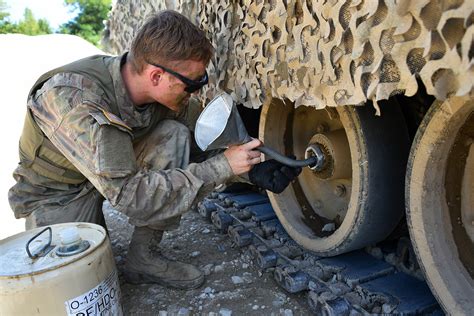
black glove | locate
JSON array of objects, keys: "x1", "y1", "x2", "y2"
[{"x1": 248, "y1": 158, "x2": 302, "y2": 193}]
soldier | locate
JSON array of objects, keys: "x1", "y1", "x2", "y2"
[{"x1": 8, "y1": 10, "x2": 301, "y2": 289}]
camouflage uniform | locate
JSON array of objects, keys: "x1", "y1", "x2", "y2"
[{"x1": 8, "y1": 54, "x2": 233, "y2": 230}]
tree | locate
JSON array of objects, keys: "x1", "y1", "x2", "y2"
[
  {"x1": 59, "y1": 0, "x2": 111, "y2": 47},
  {"x1": 0, "y1": 0, "x2": 16, "y2": 34},
  {"x1": 0, "y1": 0, "x2": 8, "y2": 21},
  {"x1": 0, "y1": 4, "x2": 52, "y2": 35},
  {"x1": 16, "y1": 8, "x2": 52, "y2": 35}
]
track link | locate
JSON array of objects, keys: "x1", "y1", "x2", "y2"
[{"x1": 197, "y1": 190, "x2": 444, "y2": 315}]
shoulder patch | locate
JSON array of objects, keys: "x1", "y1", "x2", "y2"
[
  {"x1": 90, "y1": 110, "x2": 132, "y2": 132},
  {"x1": 101, "y1": 110, "x2": 132, "y2": 131}
]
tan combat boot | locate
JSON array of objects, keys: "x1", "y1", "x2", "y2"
[{"x1": 123, "y1": 226, "x2": 204, "y2": 289}]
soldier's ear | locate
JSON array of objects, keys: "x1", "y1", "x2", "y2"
[{"x1": 149, "y1": 68, "x2": 163, "y2": 86}]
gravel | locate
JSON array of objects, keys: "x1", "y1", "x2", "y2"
[{"x1": 103, "y1": 202, "x2": 311, "y2": 315}]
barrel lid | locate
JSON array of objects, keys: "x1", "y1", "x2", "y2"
[{"x1": 0, "y1": 222, "x2": 106, "y2": 277}]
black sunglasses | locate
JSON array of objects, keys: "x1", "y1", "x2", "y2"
[{"x1": 147, "y1": 61, "x2": 208, "y2": 93}]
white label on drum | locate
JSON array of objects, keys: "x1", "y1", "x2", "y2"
[{"x1": 65, "y1": 269, "x2": 122, "y2": 316}]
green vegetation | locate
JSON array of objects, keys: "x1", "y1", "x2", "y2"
[
  {"x1": 16, "y1": 8, "x2": 52, "y2": 35},
  {"x1": 0, "y1": 0, "x2": 8, "y2": 22},
  {"x1": 58, "y1": 0, "x2": 111, "y2": 47},
  {"x1": 0, "y1": 0, "x2": 111, "y2": 47},
  {"x1": 0, "y1": 1, "x2": 52, "y2": 35}
]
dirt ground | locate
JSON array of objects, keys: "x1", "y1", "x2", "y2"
[{"x1": 103, "y1": 202, "x2": 312, "y2": 315}]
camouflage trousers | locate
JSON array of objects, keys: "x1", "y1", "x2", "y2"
[{"x1": 24, "y1": 119, "x2": 191, "y2": 231}]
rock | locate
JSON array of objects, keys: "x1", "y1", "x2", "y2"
[
  {"x1": 322, "y1": 223, "x2": 335, "y2": 232},
  {"x1": 204, "y1": 287, "x2": 215, "y2": 294},
  {"x1": 191, "y1": 251, "x2": 201, "y2": 257},
  {"x1": 272, "y1": 293, "x2": 287, "y2": 308},
  {"x1": 385, "y1": 253, "x2": 398, "y2": 265},
  {"x1": 202, "y1": 228, "x2": 211, "y2": 234},
  {"x1": 177, "y1": 307, "x2": 190, "y2": 316},
  {"x1": 148, "y1": 286, "x2": 161, "y2": 295},
  {"x1": 328, "y1": 282, "x2": 350, "y2": 295},
  {"x1": 368, "y1": 246, "x2": 384, "y2": 260},
  {"x1": 319, "y1": 291, "x2": 336, "y2": 301},
  {"x1": 242, "y1": 272, "x2": 253, "y2": 283},
  {"x1": 219, "y1": 308, "x2": 232, "y2": 316},
  {"x1": 231, "y1": 276, "x2": 244, "y2": 284},
  {"x1": 282, "y1": 309, "x2": 293, "y2": 316},
  {"x1": 158, "y1": 311, "x2": 167, "y2": 316},
  {"x1": 252, "y1": 305, "x2": 259, "y2": 310},
  {"x1": 214, "y1": 265, "x2": 224, "y2": 273},
  {"x1": 203, "y1": 264, "x2": 214, "y2": 275},
  {"x1": 272, "y1": 300, "x2": 284, "y2": 308},
  {"x1": 372, "y1": 306, "x2": 382, "y2": 314},
  {"x1": 382, "y1": 303, "x2": 395, "y2": 313}
]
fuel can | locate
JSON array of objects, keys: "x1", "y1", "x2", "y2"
[{"x1": 0, "y1": 222, "x2": 122, "y2": 315}]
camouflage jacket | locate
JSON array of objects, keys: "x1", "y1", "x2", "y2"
[{"x1": 9, "y1": 54, "x2": 233, "y2": 225}]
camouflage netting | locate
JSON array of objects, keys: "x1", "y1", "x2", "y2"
[{"x1": 103, "y1": 0, "x2": 474, "y2": 111}]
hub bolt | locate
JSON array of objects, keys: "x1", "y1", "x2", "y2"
[
  {"x1": 313, "y1": 200, "x2": 323, "y2": 208},
  {"x1": 334, "y1": 185, "x2": 346, "y2": 197},
  {"x1": 316, "y1": 123, "x2": 329, "y2": 133}
]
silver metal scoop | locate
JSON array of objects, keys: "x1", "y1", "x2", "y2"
[{"x1": 195, "y1": 93, "x2": 323, "y2": 168}]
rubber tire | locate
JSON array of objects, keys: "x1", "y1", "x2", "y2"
[
  {"x1": 406, "y1": 95, "x2": 474, "y2": 314},
  {"x1": 260, "y1": 98, "x2": 410, "y2": 256}
]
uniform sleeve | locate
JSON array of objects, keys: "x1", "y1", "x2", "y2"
[{"x1": 30, "y1": 78, "x2": 234, "y2": 226}]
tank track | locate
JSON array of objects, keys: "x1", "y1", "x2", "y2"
[{"x1": 197, "y1": 188, "x2": 443, "y2": 315}]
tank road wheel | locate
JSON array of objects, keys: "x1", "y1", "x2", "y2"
[
  {"x1": 259, "y1": 99, "x2": 410, "y2": 256},
  {"x1": 406, "y1": 96, "x2": 474, "y2": 314}
]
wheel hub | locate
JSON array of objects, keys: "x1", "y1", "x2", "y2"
[
  {"x1": 304, "y1": 144, "x2": 326, "y2": 171},
  {"x1": 305, "y1": 130, "x2": 351, "y2": 180}
]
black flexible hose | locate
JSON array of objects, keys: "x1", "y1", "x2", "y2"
[{"x1": 258, "y1": 145, "x2": 318, "y2": 168}]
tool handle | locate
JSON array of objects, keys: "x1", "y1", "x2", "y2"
[{"x1": 258, "y1": 145, "x2": 317, "y2": 168}]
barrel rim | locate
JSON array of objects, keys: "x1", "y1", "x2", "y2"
[{"x1": 0, "y1": 222, "x2": 107, "y2": 277}]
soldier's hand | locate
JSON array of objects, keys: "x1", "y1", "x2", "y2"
[
  {"x1": 224, "y1": 138, "x2": 262, "y2": 175},
  {"x1": 248, "y1": 158, "x2": 302, "y2": 193}
]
